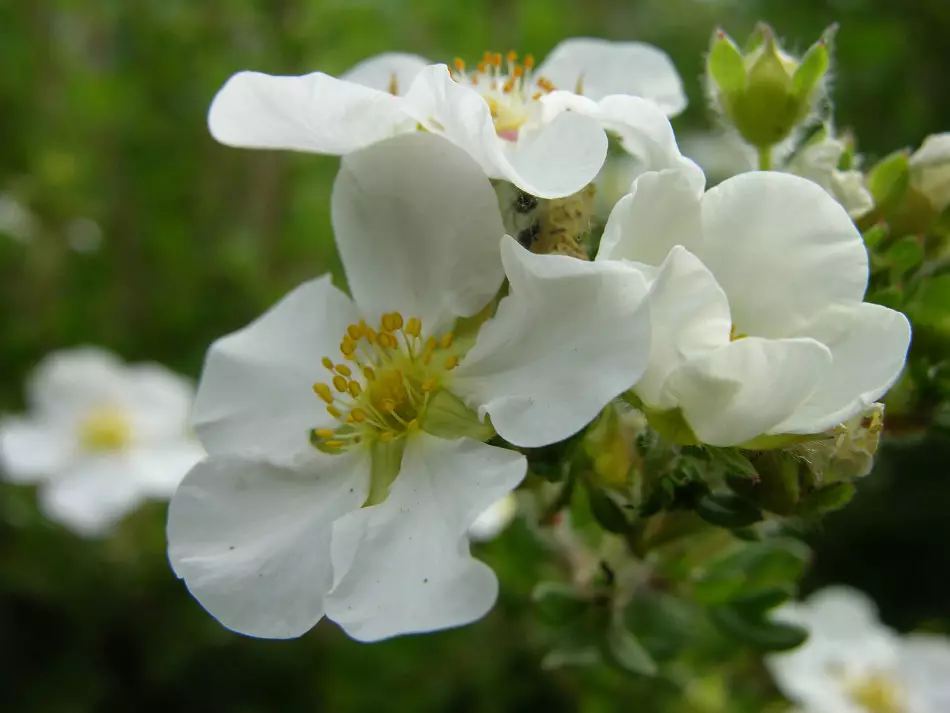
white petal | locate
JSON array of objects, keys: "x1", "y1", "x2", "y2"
[
  {"x1": 910, "y1": 133, "x2": 950, "y2": 212},
  {"x1": 468, "y1": 493, "x2": 518, "y2": 542},
  {"x1": 123, "y1": 363, "x2": 195, "y2": 443},
  {"x1": 900, "y1": 634, "x2": 950, "y2": 710},
  {"x1": 632, "y1": 247, "x2": 732, "y2": 408},
  {"x1": 193, "y1": 275, "x2": 360, "y2": 457},
  {"x1": 597, "y1": 169, "x2": 704, "y2": 265},
  {"x1": 0, "y1": 418, "x2": 74, "y2": 483},
  {"x1": 772, "y1": 302, "x2": 911, "y2": 434},
  {"x1": 38, "y1": 456, "x2": 146, "y2": 537},
  {"x1": 339, "y1": 53, "x2": 430, "y2": 95},
  {"x1": 910, "y1": 132, "x2": 950, "y2": 167},
  {"x1": 127, "y1": 443, "x2": 205, "y2": 498},
  {"x1": 664, "y1": 336, "x2": 832, "y2": 446},
  {"x1": 167, "y1": 449, "x2": 369, "y2": 639},
  {"x1": 403, "y1": 65, "x2": 606, "y2": 198},
  {"x1": 452, "y1": 237, "x2": 651, "y2": 448},
  {"x1": 324, "y1": 434, "x2": 525, "y2": 641},
  {"x1": 700, "y1": 172, "x2": 869, "y2": 339},
  {"x1": 331, "y1": 132, "x2": 506, "y2": 333},
  {"x1": 27, "y1": 347, "x2": 127, "y2": 420},
  {"x1": 678, "y1": 130, "x2": 755, "y2": 181},
  {"x1": 208, "y1": 71, "x2": 414, "y2": 155},
  {"x1": 537, "y1": 37, "x2": 687, "y2": 115}
]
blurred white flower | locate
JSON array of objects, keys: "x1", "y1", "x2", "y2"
[
  {"x1": 66, "y1": 217, "x2": 103, "y2": 253},
  {"x1": 767, "y1": 587, "x2": 950, "y2": 713},
  {"x1": 207, "y1": 38, "x2": 690, "y2": 199},
  {"x1": 468, "y1": 493, "x2": 518, "y2": 542},
  {"x1": 167, "y1": 133, "x2": 653, "y2": 642},
  {"x1": 909, "y1": 133, "x2": 950, "y2": 213},
  {"x1": 597, "y1": 169, "x2": 910, "y2": 446},
  {"x1": 0, "y1": 192, "x2": 38, "y2": 243},
  {"x1": 0, "y1": 348, "x2": 202, "y2": 537}
]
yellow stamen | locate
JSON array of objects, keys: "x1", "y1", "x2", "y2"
[
  {"x1": 524, "y1": 54, "x2": 534, "y2": 68},
  {"x1": 454, "y1": 57, "x2": 466, "y2": 73},
  {"x1": 405, "y1": 317, "x2": 422, "y2": 337},
  {"x1": 324, "y1": 440, "x2": 346, "y2": 448},
  {"x1": 340, "y1": 338, "x2": 356, "y2": 357},
  {"x1": 421, "y1": 378, "x2": 438, "y2": 392},
  {"x1": 313, "y1": 383, "x2": 334, "y2": 403},
  {"x1": 390, "y1": 312, "x2": 404, "y2": 330},
  {"x1": 314, "y1": 428, "x2": 336, "y2": 439},
  {"x1": 381, "y1": 398, "x2": 397, "y2": 413},
  {"x1": 439, "y1": 332, "x2": 454, "y2": 349},
  {"x1": 348, "y1": 381, "x2": 362, "y2": 398},
  {"x1": 363, "y1": 366, "x2": 376, "y2": 381},
  {"x1": 327, "y1": 405, "x2": 342, "y2": 419},
  {"x1": 350, "y1": 408, "x2": 367, "y2": 423},
  {"x1": 347, "y1": 324, "x2": 361, "y2": 340},
  {"x1": 333, "y1": 375, "x2": 349, "y2": 393},
  {"x1": 444, "y1": 355, "x2": 459, "y2": 370},
  {"x1": 322, "y1": 357, "x2": 334, "y2": 370},
  {"x1": 335, "y1": 363, "x2": 352, "y2": 377}
]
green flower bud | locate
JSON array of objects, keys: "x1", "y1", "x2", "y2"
[{"x1": 707, "y1": 24, "x2": 835, "y2": 150}]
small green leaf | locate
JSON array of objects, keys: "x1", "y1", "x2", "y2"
[
  {"x1": 796, "y1": 482, "x2": 857, "y2": 516},
  {"x1": 695, "y1": 493, "x2": 763, "y2": 529},
  {"x1": 693, "y1": 539, "x2": 810, "y2": 605},
  {"x1": 885, "y1": 236, "x2": 925, "y2": 275},
  {"x1": 541, "y1": 646, "x2": 601, "y2": 670},
  {"x1": 862, "y1": 223, "x2": 888, "y2": 249},
  {"x1": 605, "y1": 623, "x2": 658, "y2": 676},
  {"x1": 587, "y1": 485, "x2": 631, "y2": 534},
  {"x1": 912, "y1": 274, "x2": 950, "y2": 326},
  {"x1": 708, "y1": 30, "x2": 747, "y2": 96},
  {"x1": 532, "y1": 582, "x2": 590, "y2": 625},
  {"x1": 866, "y1": 150, "x2": 910, "y2": 213},
  {"x1": 706, "y1": 446, "x2": 759, "y2": 480},
  {"x1": 709, "y1": 605, "x2": 808, "y2": 651}
]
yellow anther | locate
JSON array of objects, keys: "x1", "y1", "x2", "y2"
[
  {"x1": 350, "y1": 408, "x2": 367, "y2": 423},
  {"x1": 313, "y1": 383, "x2": 334, "y2": 403},
  {"x1": 381, "y1": 398, "x2": 397, "y2": 412},
  {"x1": 421, "y1": 378, "x2": 438, "y2": 392},
  {"x1": 387, "y1": 73, "x2": 399, "y2": 95},
  {"x1": 314, "y1": 428, "x2": 336, "y2": 439},
  {"x1": 503, "y1": 78, "x2": 515, "y2": 93},
  {"x1": 532, "y1": 91, "x2": 542, "y2": 100},
  {"x1": 537, "y1": 76, "x2": 556, "y2": 92},
  {"x1": 444, "y1": 355, "x2": 459, "y2": 370},
  {"x1": 512, "y1": 64, "x2": 524, "y2": 78},
  {"x1": 524, "y1": 54, "x2": 534, "y2": 68},
  {"x1": 381, "y1": 313, "x2": 395, "y2": 332},
  {"x1": 453, "y1": 57, "x2": 466, "y2": 73},
  {"x1": 347, "y1": 324, "x2": 361, "y2": 340},
  {"x1": 322, "y1": 357, "x2": 334, "y2": 370},
  {"x1": 506, "y1": 50, "x2": 518, "y2": 63},
  {"x1": 365, "y1": 328, "x2": 377, "y2": 344},
  {"x1": 332, "y1": 375, "x2": 349, "y2": 393},
  {"x1": 405, "y1": 317, "x2": 422, "y2": 337},
  {"x1": 335, "y1": 363, "x2": 352, "y2": 377},
  {"x1": 482, "y1": 50, "x2": 492, "y2": 64},
  {"x1": 340, "y1": 338, "x2": 356, "y2": 356},
  {"x1": 348, "y1": 381, "x2": 362, "y2": 398},
  {"x1": 391, "y1": 312, "x2": 404, "y2": 330},
  {"x1": 492, "y1": 52, "x2": 502, "y2": 67},
  {"x1": 327, "y1": 405, "x2": 342, "y2": 419},
  {"x1": 324, "y1": 440, "x2": 346, "y2": 448},
  {"x1": 476, "y1": 61, "x2": 487, "y2": 74},
  {"x1": 439, "y1": 332, "x2": 454, "y2": 349},
  {"x1": 363, "y1": 366, "x2": 376, "y2": 381},
  {"x1": 380, "y1": 431, "x2": 394, "y2": 442}
]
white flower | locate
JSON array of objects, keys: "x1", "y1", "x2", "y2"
[
  {"x1": 0, "y1": 348, "x2": 202, "y2": 536},
  {"x1": 767, "y1": 587, "x2": 950, "y2": 713},
  {"x1": 167, "y1": 133, "x2": 653, "y2": 642},
  {"x1": 597, "y1": 168, "x2": 911, "y2": 446},
  {"x1": 207, "y1": 39, "x2": 687, "y2": 199},
  {"x1": 909, "y1": 133, "x2": 950, "y2": 214},
  {"x1": 467, "y1": 493, "x2": 518, "y2": 542},
  {"x1": 786, "y1": 132, "x2": 874, "y2": 219}
]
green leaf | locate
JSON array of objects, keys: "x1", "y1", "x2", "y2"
[
  {"x1": 693, "y1": 539, "x2": 810, "y2": 606},
  {"x1": 540, "y1": 646, "x2": 601, "y2": 670},
  {"x1": 862, "y1": 223, "x2": 888, "y2": 249},
  {"x1": 708, "y1": 30, "x2": 747, "y2": 96},
  {"x1": 866, "y1": 150, "x2": 910, "y2": 213},
  {"x1": 885, "y1": 236, "x2": 925, "y2": 275},
  {"x1": 605, "y1": 623, "x2": 658, "y2": 676},
  {"x1": 912, "y1": 274, "x2": 950, "y2": 326},
  {"x1": 790, "y1": 36, "x2": 830, "y2": 100},
  {"x1": 695, "y1": 493, "x2": 762, "y2": 529},
  {"x1": 587, "y1": 485, "x2": 631, "y2": 534},
  {"x1": 709, "y1": 605, "x2": 808, "y2": 651},
  {"x1": 706, "y1": 446, "x2": 759, "y2": 480},
  {"x1": 532, "y1": 582, "x2": 590, "y2": 625},
  {"x1": 795, "y1": 482, "x2": 857, "y2": 517}
]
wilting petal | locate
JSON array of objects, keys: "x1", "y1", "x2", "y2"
[
  {"x1": 700, "y1": 172, "x2": 869, "y2": 339},
  {"x1": 339, "y1": 52, "x2": 430, "y2": 95},
  {"x1": 193, "y1": 275, "x2": 360, "y2": 457},
  {"x1": 597, "y1": 169, "x2": 704, "y2": 265},
  {"x1": 331, "y1": 133, "x2": 506, "y2": 333},
  {"x1": 771, "y1": 302, "x2": 911, "y2": 434},
  {"x1": 452, "y1": 237, "x2": 650, "y2": 448},
  {"x1": 167, "y1": 450, "x2": 369, "y2": 639},
  {"x1": 664, "y1": 336, "x2": 832, "y2": 446},
  {"x1": 325, "y1": 435, "x2": 525, "y2": 641},
  {"x1": 208, "y1": 71, "x2": 414, "y2": 155},
  {"x1": 537, "y1": 37, "x2": 687, "y2": 115}
]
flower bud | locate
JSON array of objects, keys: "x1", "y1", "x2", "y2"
[
  {"x1": 909, "y1": 133, "x2": 950, "y2": 215},
  {"x1": 707, "y1": 24, "x2": 834, "y2": 150}
]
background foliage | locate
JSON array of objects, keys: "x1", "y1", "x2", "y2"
[{"x1": 2, "y1": 0, "x2": 949, "y2": 710}]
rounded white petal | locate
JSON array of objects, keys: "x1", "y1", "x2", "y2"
[
  {"x1": 665, "y1": 336, "x2": 832, "y2": 446},
  {"x1": 403, "y1": 65, "x2": 606, "y2": 199},
  {"x1": 597, "y1": 169, "x2": 703, "y2": 265},
  {"x1": 772, "y1": 303, "x2": 911, "y2": 435},
  {"x1": 167, "y1": 450, "x2": 369, "y2": 639},
  {"x1": 38, "y1": 456, "x2": 146, "y2": 537},
  {"x1": 468, "y1": 493, "x2": 518, "y2": 542},
  {"x1": 910, "y1": 132, "x2": 950, "y2": 167},
  {"x1": 452, "y1": 237, "x2": 651, "y2": 448},
  {"x1": 910, "y1": 133, "x2": 950, "y2": 212},
  {"x1": 632, "y1": 246, "x2": 732, "y2": 408},
  {"x1": 123, "y1": 363, "x2": 195, "y2": 443},
  {"x1": 207, "y1": 71, "x2": 414, "y2": 155},
  {"x1": 324, "y1": 435, "x2": 526, "y2": 642},
  {"x1": 700, "y1": 172, "x2": 869, "y2": 339},
  {"x1": 0, "y1": 418, "x2": 74, "y2": 483},
  {"x1": 28, "y1": 347, "x2": 127, "y2": 420},
  {"x1": 331, "y1": 132, "x2": 506, "y2": 333},
  {"x1": 900, "y1": 634, "x2": 950, "y2": 711},
  {"x1": 193, "y1": 275, "x2": 360, "y2": 457},
  {"x1": 127, "y1": 443, "x2": 205, "y2": 498},
  {"x1": 339, "y1": 52, "x2": 430, "y2": 95},
  {"x1": 537, "y1": 37, "x2": 687, "y2": 115}
]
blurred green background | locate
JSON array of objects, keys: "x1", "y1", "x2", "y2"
[{"x1": 2, "y1": 0, "x2": 950, "y2": 710}]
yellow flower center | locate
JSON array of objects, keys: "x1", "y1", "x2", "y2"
[
  {"x1": 79, "y1": 405, "x2": 132, "y2": 452},
  {"x1": 450, "y1": 50, "x2": 556, "y2": 136},
  {"x1": 847, "y1": 674, "x2": 906, "y2": 713},
  {"x1": 310, "y1": 312, "x2": 460, "y2": 453}
]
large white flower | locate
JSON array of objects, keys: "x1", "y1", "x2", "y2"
[
  {"x1": 767, "y1": 587, "x2": 950, "y2": 713},
  {"x1": 207, "y1": 39, "x2": 688, "y2": 200},
  {"x1": 167, "y1": 133, "x2": 653, "y2": 642},
  {"x1": 597, "y1": 168, "x2": 911, "y2": 446},
  {"x1": 0, "y1": 348, "x2": 202, "y2": 536}
]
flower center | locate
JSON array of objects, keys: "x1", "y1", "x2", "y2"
[
  {"x1": 847, "y1": 674, "x2": 906, "y2": 713},
  {"x1": 79, "y1": 405, "x2": 132, "y2": 452},
  {"x1": 310, "y1": 312, "x2": 459, "y2": 453},
  {"x1": 450, "y1": 51, "x2": 556, "y2": 138}
]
